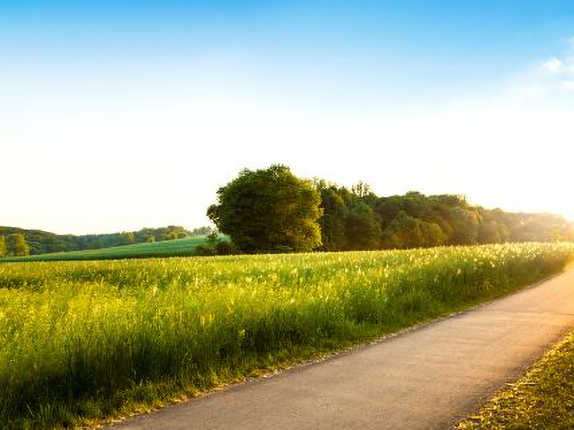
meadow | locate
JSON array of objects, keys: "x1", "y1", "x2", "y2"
[
  {"x1": 0, "y1": 235, "x2": 228, "y2": 262},
  {"x1": 0, "y1": 243, "x2": 573, "y2": 429}
]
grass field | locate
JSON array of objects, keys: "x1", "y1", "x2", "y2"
[
  {"x1": 1, "y1": 243, "x2": 573, "y2": 429},
  {"x1": 0, "y1": 235, "x2": 229, "y2": 262},
  {"x1": 456, "y1": 326, "x2": 574, "y2": 429}
]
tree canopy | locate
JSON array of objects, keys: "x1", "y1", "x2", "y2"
[
  {"x1": 208, "y1": 167, "x2": 574, "y2": 255},
  {"x1": 207, "y1": 165, "x2": 323, "y2": 253},
  {"x1": 315, "y1": 182, "x2": 574, "y2": 251}
]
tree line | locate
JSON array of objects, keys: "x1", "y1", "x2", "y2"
[
  {"x1": 4, "y1": 164, "x2": 572, "y2": 258},
  {"x1": 316, "y1": 181, "x2": 574, "y2": 251},
  {"x1": 0, "y1": 225, "x2": 216, "y2": 257},
  {"x1": 208, "y1": 165, "x2": 574, "y2": 254}
]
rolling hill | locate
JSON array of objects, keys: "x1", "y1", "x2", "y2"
[{"x1": 0, "y1": 235, "x2": 228, "y2": 262}]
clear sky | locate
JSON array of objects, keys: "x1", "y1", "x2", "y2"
[{"x1": 2, "y1": 1, "x2": 574, "y2": 234}]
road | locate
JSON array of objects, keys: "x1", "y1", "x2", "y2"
[{"x1": 108, "y1": 269, "x2": 574, "y2": 430}]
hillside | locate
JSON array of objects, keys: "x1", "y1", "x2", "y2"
[
  {"x1": 0, "y1": 235, "x2": 229, "y2": 262},
  {"x1": 0, "y1": 225, "x2": 202, "y2": 255}
]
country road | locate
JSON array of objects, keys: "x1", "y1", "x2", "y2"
[{"x1": 108, "y1": 269, "x2": 574, "y2": 430}]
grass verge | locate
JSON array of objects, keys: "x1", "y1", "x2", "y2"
[{"x1": 456, "y1": 327, "x2": 574, "y2": 430}]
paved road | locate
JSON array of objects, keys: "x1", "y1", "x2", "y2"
[{"x1": 108, "y1": 270, "x2": 574, "y2": 430}]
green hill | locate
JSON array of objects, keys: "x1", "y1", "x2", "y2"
[
  {"x1": 0, "y1": 225, "x2": 203, "y2": 256},
  {"x1": 0, "y1": 235, "x2": 228, "y2": 262}
]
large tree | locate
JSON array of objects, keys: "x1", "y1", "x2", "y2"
[{"x1": 207, "y1": 165, "x2": 323, "y2": 253}]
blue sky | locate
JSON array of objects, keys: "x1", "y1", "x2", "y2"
[
  {"x1": 2, "y1": 1, "x2": 574, "y2": 233},
  {"x1": 2, "y1": 1, "x2": 572, "y2": 99}
]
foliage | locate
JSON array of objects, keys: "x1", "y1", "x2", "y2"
[
  {"x1": 194, "y1": 232, "x2": 236, "y2": 256},
  {"x1": 6, "y1": 234, "x2": 29, "y2": 257},
  {"x1": 190, "y1": 226, "x2": 216, "y2": 236},
  {"x1": 0, "y1": 236, "x2": 6, "y2": 258},
  {"x1": 456, "y1": 327, "x2": 574, "y2": 430},
  {"x1": 0, "y1": 243, "x2": 572, "y2": 429},
  {"x1": 315, "y1": 182, "x2": 574, "y2": 252},
  {"x1": 382, "y1": 212, "x2": 447, "y2": 249},
  {"x1": 344, "y1": 202, "x2": 382, "y2": 250},
  {"x1": 208, "y1": 165, "x2": 323, "y2": 253}
]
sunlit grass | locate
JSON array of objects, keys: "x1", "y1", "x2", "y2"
[
  {"x1": 456, "y1": 327, "x2": 574, "y2": 430},
  {"x1": 0, "y1": 243, "x2": 572, "y2": 429}
]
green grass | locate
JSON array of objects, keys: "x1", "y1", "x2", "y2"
[
  {"x1": 0, "y1": 243, "x2": 573, "y2": 429},
  {"x1": 0, "y1": 235, "x2": 229, "y2": 262},
  {"x1": 456, "y1": 327, "x2": 574, "y2": 430}
]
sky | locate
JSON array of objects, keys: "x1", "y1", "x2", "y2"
[{"x1": 2, "y1": 1, "x2": 574, "y2": 234}]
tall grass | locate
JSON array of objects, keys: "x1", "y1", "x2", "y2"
[{"x1": 0, "y1": 243, "x2": 572, "y2": 429}]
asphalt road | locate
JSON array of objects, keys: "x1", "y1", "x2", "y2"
[{"x1": 108, "y1": 270, "x2": 574, "y2": 430}]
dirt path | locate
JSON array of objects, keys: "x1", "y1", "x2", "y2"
[{"x1": 108, "y1": 270, "x2": 574, "y2": 430}]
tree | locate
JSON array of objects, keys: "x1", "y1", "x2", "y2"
[
  {"x1": 194, "y1": 232, "x2": 236, "y2": 256},
  {"x1": 207, "y1": 165, "x2": 323, "y2": 253},
  {"x1": 0, "y1": 236, "x2": 6, "y2": 258},
  {"x1": 382, "y1": 212, "x2": 422, "y2": 249},
  {"x1": 448, "y1": 207, "x2": 481, "y2": 245},
  {"x1": 351, "y1": 181, "x2": 372, "y2": 198},
  {"x1": 316, "y1": 184, "x2": 349, "y2": 251},
  {"x1": 7, "y1": 234, "x2": 30, "y2": 257},
  {"x1": 418, "y1": 220, "x2": 447, "y2": 247},
  {"x1": 121, "y1": 232, "x2": 135, "y2": 245},
  {"x1": 191, "y1": 226, "x2": 216, "y2": 236},
  {"x1": 162, "y1": 231, "x2": 179, "y2": 241},
  {"x1": 344, "y1": 201, "x2": 382, "y2": 250}
]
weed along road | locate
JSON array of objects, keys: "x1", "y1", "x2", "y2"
[{"x1": 108, "y1": 270, "x2": 574, "y2": 430}]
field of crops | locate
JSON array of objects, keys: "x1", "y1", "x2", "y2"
[
  {"x1": 0, "y1": 235, "x2": 229, "y2": 262},
  {"x1": 1, "y1": 243, "x2": 573, "y2": 429}
]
